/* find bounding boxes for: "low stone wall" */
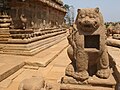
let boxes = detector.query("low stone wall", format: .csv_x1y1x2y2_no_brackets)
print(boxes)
106,38,120,48
107,46,120,90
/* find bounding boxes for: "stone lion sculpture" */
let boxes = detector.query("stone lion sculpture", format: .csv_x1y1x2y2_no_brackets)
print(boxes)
65,7,110,81
18,76,52,90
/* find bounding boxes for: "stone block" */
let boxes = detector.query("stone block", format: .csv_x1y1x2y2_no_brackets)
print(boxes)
61,74,116,90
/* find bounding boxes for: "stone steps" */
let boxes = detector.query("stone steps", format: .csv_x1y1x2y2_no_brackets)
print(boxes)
0,38,68,85
0,35,10,38
61,73,116,90
0,28,67,55
0,60,25,82
0,27,66,41
0,33,66,55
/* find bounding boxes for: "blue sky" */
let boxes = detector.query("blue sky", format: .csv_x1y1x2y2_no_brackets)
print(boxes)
63,0,120,22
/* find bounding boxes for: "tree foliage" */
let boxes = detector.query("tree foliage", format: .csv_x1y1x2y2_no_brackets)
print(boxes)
64,4,74,25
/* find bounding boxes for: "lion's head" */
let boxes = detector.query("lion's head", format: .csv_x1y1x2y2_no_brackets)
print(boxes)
75,7,104,32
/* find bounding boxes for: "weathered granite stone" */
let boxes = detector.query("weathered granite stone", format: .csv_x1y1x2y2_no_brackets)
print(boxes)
113,34,120,40
61,74,116,89
106,22,120,37
18,76,52,90
113,23,120,34
106,24,114,37
6,0,66,29
64,7,111,83
106,38,120,48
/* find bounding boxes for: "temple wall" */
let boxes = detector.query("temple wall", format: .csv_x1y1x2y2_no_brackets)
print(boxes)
6,0,66,29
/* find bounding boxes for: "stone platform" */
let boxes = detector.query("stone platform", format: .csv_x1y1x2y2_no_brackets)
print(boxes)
0,28,66,55
0,38,70,90
0,38,68,83
60,84,114,90
61,74,116,90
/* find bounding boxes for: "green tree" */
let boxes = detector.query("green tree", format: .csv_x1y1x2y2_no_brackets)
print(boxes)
64,4,74,25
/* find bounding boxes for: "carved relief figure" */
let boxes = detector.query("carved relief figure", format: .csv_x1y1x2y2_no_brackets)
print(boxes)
20,14,27,30
65,7,110,81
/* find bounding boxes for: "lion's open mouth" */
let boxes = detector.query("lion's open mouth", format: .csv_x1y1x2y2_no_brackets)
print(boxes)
81,24,98,32
84,24,91,28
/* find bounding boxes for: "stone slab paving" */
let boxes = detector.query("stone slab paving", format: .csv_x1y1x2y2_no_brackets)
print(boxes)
4,46,70,90
45,48,70,82
0,55,26,82
25,37,69,67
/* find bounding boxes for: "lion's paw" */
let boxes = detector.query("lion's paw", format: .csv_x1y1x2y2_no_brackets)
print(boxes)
74,70,89,81
65,63,75,77
96,68,110,79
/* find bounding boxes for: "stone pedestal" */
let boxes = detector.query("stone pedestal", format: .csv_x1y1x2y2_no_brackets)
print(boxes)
61,74,116,90
61,7,117,90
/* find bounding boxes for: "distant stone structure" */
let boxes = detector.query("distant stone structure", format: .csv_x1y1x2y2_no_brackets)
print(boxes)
106,22,120,39
62,7,111,85
106,22,120,48
106,23,114,37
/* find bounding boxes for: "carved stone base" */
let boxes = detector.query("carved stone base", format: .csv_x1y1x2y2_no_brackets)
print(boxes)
61,75,116,90
61,76,88,85
0,33,66,55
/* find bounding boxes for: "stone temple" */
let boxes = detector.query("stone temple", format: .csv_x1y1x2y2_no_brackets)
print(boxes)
0,1,120,90
0,0,66,55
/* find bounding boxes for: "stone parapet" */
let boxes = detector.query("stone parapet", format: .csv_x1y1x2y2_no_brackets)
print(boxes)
37,0,66,12
107,46,120,90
